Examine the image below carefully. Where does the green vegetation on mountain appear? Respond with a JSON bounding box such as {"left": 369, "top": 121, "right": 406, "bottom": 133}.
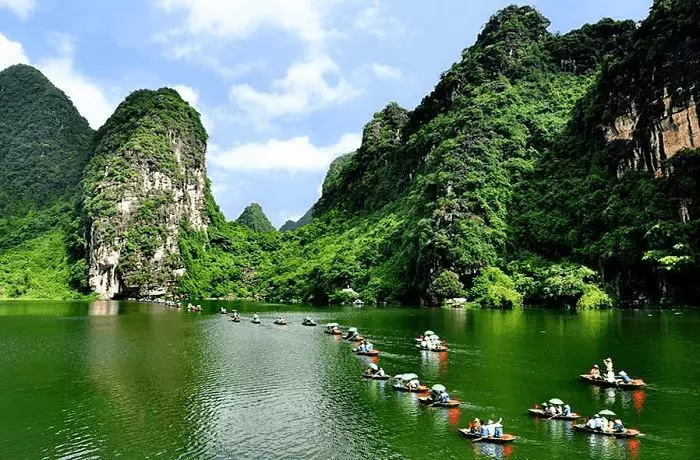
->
{"left": 0, "top": 1, "right": 697, "bottom": 307}
{"left": 0, "top": 65, "right": 94, "bottom": 299}
{"left": 253, "top": 6, "right": 641, "bottom": 307}
{"left": 84, "top": 88, "right": 209, "bottom": 298}
{"left": 235, "top": 203, "right": 275, "bottom": 232}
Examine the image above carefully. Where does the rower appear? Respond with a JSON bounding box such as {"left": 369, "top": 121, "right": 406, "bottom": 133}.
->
{"left": 439, "top": 391, "right": 450, "bottom": 403}
{"left": 407, "top": 377, "right": 420, "bottom": 391}
{"left": 617, "top": 370, "right": 632, "bottom": 383}
{"left": 589, "top": 364, "right": 601, "bottom": 379}
{"left": 604, "top": 357, "right": 614, "bottom": 372}
{"left": 345, "top": 328, "right": 360, "bottom": 340}
{"left": 613, "top": 419, "right": 626, "bottom": 433}
{"left": 470, "top": 418, "right": 482, "bottom": 434}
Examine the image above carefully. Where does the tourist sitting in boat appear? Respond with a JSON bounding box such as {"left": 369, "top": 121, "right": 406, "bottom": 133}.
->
{"left": 488, "top": 419, "right": 504, "bottom": 438}
{"left": 365, "top": 363, "right": 386, "bottom": 378}
{"left": 612, "top": 419, "right": 626, "bottom": 433}
{"left": 604, "top": 369, "right": 617, "bottom": 383}
{"left": 586, "top": 414, "right": 605, "bottom": 430}
{"left": 345, "top": 327, "right": 360, "bottom": 341}
{"left": 252, "top": 313, "right": 260, "bottom": 323}
{"left": 232, "top": 311, "right": 240, "bottom": 320}
{"left": 589, "top": 364, "right": 601, "bottom": 379}
{"left": 617, "top": 370, "right": 632, "bottom": 384}
{"left": 563, "top": 404, "right": 572, "bottom": 416}
{"left": 357, "top": 340, "right": 373, "bottom": 353}
{"left": 438, "top": 390, "right": 451, "bottom": 403}
{"left": 468, "top": 418, "right": 482, "bottom": 434}
{"left": 302, "top": 317, "right": 316, "bottom": 326}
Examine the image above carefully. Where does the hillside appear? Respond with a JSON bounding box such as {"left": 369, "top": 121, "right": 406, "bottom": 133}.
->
{"left": 0, "top": 65, "right": 94, "bottom": 299}
{"left": 514, "top": 0, "right": 700, "bottom": 305}
{"left": 260, "top": 6, "right": 641, "bottom": 307}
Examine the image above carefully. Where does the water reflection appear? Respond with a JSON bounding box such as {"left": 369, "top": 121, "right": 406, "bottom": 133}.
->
{"left": 87, "top": 301, "right": 120, "bottom": 316}
{"left": 472, "top": 442, "right": 514, "bottom": 459}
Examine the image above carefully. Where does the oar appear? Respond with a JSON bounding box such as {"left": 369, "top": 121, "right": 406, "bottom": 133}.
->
{"left": 471, "top": 437, "right": 486, "bottom": 443}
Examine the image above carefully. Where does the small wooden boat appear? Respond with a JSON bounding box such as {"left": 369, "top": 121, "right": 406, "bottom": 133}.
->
{"left": 459, "top": 429, "right": 516, "bottom": 444}
{"left": 416, "top": 344, "right": 448, "bottom": 352}
{"left": 252, "top": 319, "right": 261, "bottom": 324}
{"left": 302, "top": 321, "right": 316, "bottom": 326}
{"left": 324, "top": 323, "right": 342, "bottom": 334}
{"left": 231, "top": 317, "right": 241, "bottom": 323}
{"left": 393, "top": 384, "right": 429, "bottom": 393}
{"left": 573, "top": 425, "right": 641, "bottom": 438}
{"left": 346, "top": 336, "right": 365, "bottom": 343}
{"left": 528, "top": 408, "right": 579, "bottom": 420}
{"left": 418, "top": 397, "right": 460, "bottom": 407}
{"left": 363, "top": 373, "right": 391, "bottom": 380}
{"left": 325, "top": 329, "right": 342, "bottom": 335}
{"left": 273, "top": 320, "right": 288, "bottom": 325}
{"left": 579, "top": 374, "right": 646, "bottom": 389}
{"left": 354, "top": 350, "right": 380, "bottom": 356}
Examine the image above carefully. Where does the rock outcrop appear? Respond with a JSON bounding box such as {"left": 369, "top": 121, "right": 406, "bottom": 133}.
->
{"left": 84, "top": 89, "right": 208, "bottom": 299}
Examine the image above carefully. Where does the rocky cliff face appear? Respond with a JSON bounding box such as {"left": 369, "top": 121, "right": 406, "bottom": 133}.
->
{"left": 84, "top": 89, "right": 208, "bottom": 299}
{"left": 597, "top": 0, "right": 700, "bottom": 177}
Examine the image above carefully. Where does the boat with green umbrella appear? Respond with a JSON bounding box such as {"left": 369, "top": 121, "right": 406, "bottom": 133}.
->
{"left": 392, "top": 373, "right": 428, "bottom": 392}
{"left": 528, "top": 398, "right": 579, "bottom": 420}
{"left": 573, "top": 410, "right": 642, "bottom": 438}
{"left": 418, "top": 384, "right": 460, "bottom": 407}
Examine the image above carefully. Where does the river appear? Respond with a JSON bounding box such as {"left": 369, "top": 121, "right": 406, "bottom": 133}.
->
{"left": 0, "top": 301, "right": 697, "bottom": 459}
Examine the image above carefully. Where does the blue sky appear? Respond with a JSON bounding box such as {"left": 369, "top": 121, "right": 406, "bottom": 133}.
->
{"left": 0, "top": 0, "right": 652, "bottom": 227}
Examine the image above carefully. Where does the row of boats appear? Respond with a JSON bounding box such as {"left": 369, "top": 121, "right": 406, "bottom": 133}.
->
{"left": 226, "top": 312, "right": 648, "bottom": 443}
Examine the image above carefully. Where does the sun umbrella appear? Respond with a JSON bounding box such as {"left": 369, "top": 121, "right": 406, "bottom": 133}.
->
{"left": 431, "top": 384, "right": 447, "bottom": 393}
{"left": 325, "top": 322, "right": 339, "bottom": 327}
{"left": 424, "top": 330, "right": 435, "bottom": 336}
{"left": 348, "top": 327, "right": 358, "bottom": 332}
{"left": 549, "top": 398, "right": 565, "bottom": 405}
{"left": 598, "top": 409, "right": 616, "bottom": 417}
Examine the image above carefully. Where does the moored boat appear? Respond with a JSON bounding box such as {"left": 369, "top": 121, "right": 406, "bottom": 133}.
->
{"left": 572, "top": 424, "right": 641, "bottom": 438}
{"left": 459, "top": 429, "right": 516, "bottom": 444}
{"left": 579, "top": 374, "right": 646, "bottom": 389}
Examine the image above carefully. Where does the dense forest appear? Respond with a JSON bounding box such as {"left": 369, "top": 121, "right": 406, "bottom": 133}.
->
{"left": 0, "top": 1, "right": 697, "bottom": 307}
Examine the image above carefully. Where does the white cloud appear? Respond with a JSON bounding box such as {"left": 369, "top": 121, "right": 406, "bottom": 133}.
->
{"left": 229, "top": 53, "right": 362, "bottom": 126}
{"left": 38, "top": 52, "right": 117, "bottom": 130}
{"left": 370, "top": 63, "right": 402, "bottom": 80}
{"left": 156, "top": 0, "right": 332, "bottom": 44}
{"left": 354, "top": 0, "right": 404, "bottom": 39}
{"left": 172, "top": 84, "right": 199, "bottom": 106}
{"left": 0, "top": 0, "right": 36, "bottom": 19}
{"left": 209, "top": 132, "right": 361, "bottom": 173}
{"left": 0, "top": 32, "right": 29, "bottom": 70}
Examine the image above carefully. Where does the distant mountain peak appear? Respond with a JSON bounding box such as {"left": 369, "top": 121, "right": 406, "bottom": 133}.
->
{"left": 236, "top": 203, "right": 275, "bottom": 232}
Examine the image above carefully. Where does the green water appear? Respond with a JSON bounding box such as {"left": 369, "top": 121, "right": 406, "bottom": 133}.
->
{"left": 0, "top": 301, "right": 698, "bottom": 459}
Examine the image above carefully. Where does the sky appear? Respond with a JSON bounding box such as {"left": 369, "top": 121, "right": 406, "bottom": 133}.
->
{"left": 0, "top": 0, "right": 653, "bottom": 227}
